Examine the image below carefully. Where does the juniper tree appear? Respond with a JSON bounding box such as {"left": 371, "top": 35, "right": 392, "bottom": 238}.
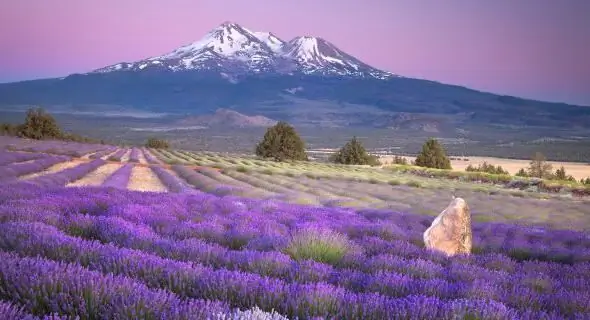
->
{"left": 330, "top": 136, "right": 380, "bottom": 166}
{"left": 255, "top": 121, "right": 308, "bottom": 162}
{"left": 17, "top": 107, "right": 62, "bottom": 140}
{"left": 414, "top": 138, "right": 452, "bottom": 169}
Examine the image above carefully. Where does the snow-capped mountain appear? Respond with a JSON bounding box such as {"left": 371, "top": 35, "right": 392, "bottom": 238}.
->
{"left": 92, "top": 22, "right": 395, "bottom": 79}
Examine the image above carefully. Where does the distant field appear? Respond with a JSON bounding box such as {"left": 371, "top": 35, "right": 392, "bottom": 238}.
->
{"left": 2, "top": 136, "right": 589, "bottom": 231}
{"left": 380, "top": 155, "right": 590, "bottom": 181}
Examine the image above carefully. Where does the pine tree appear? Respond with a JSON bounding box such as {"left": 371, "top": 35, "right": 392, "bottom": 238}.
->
{"left": 255, "top": 121, "right": 308, "bottom": 162}
{"left": 414, "top": 138, "right": 452, "bottom": 169}
{"left": 331, "top": 136, "right": 380, "bottom": 165}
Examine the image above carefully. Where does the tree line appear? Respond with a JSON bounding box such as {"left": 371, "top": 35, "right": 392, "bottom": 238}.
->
{"left": 1, "top": 107, "right": 99, "bottom": 143}
{"left": 252, "top": 121, "right": 589, "bottom": 184}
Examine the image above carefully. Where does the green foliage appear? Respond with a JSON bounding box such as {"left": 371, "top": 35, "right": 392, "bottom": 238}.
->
{"left": 527, "top": 152, "right": 553, "bottom": 178}
{"left": 236, "top": 166, "right": 249, "bottom": 173}
{"left": 0, "top": 123, "right": 18, "bottom": 136}
{"left": 552, "top": 166, "right": 576, "bottom": 182}
{"left": 391, "top": 155, "right": 408, "bottom": 165}
{"left": 465, "top": 161, "right": 509, "bottom": 175}
{"left": 17, "top": 107, "right": 62, "bottom": 140}
{"left": 581, "top": 177, "right": 590, "bottom": 185}
{"left": 414, "top": 138, "right": 452, "bottom": 169}
{"left": 330, "top": 136, "right": 380, "bottom": 166}
{"left": 145, "top": 137, "right": 169, "bottom": 149}
{"left": 515, "top": 168, "right": 528, "bottom": 177}
{"left": 284, "top": 227, "right": 352, "bottom": 265}
{"left": 255, "top": 121, "right": 308, "bottom": 162}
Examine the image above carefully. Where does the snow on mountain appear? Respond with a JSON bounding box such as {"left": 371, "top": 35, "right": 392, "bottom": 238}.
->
{"left": 92, "top": 22, "right": 395, "bottom": 79}
{"left": 252, "top": 31, "right": 285, "bottom": 53}
{"left": 281, "top": 36, "right": 391, "bottom": 79}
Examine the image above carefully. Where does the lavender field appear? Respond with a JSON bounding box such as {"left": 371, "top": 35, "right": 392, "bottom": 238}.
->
{"left": 1, "top": 137, "right": 590, "bottom": 319}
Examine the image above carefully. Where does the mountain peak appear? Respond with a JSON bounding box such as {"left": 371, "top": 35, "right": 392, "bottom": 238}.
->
{"left": 92, "top": 22, "right": 395, "bottom": 79}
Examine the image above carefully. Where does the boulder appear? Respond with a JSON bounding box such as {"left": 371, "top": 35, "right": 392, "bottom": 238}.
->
{"left": 423, "top": 197, "right": 472, "bottom": 256}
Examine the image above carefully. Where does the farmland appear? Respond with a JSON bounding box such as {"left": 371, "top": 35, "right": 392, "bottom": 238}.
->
{"left": 0, "top": 135, "right": 589, "bottom": 319}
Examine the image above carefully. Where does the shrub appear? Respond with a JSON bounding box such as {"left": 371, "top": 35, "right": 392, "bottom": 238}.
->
{"left": 17, "top": 107, "right": 63, "bottom": 140}
{"left": 284, "top": 226, "right": 352, "bottom": 265}
{"left": 255, "top": 121, "right": 308, "bottom": 162}
{"left": 582, "top": 178, "right": 590, "bottom": 185}
{"left": 391, "top": 155, "right": 408, "bottom": 165}
{"left": 406, "top": 181, "right": 423, "bottom": 188}
{"left": 515, "top": 168, "right": 528, "bottom": 177}
{"left": 526, "top": 152, "right": 552, "bottom": 179}
{"left": 330, "top": 136, "right": 380, "bottom": 166}
{"left": 0, "top": 123, "right": 18, "bottom": 136}
{"left": 465, "top": 161, "right": 509, "bottom": 175}
{"left": 552, "top": 166, "right": 576, "bottom": 182}
{"left": 388, "top": 179, "right": 401, "bottom": 186}
{"left": 236, "top": 166, "right": 249, "bottom": 173}
{"left": 145, "top": 137, "right": 170, "bottom": 149}
{"left": 414, "top": 138, "right": 452, "bottom": 169}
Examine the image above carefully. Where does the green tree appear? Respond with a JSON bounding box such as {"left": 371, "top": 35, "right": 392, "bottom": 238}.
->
{"left": 515, "top": 168, "right": 528, "bottom": 177}
{"left": 145, "top": 137, "right": 170, "bottom": 149}
{"left": 527, "top": 152, "right": 553, "bottom": 179}
{"left": 553, "top": 165, "right": 576, "bottom": 181}
{"left": 17, "top": 107, "right": 62, "bottom": 140}
{"left": 0, "top": 123, "right": 18, "bottom": 136}
{"left": 465, "top": 161, "right": 509, "bottom": 175}
{"left": 414, "top": 138, "right": 452, "bottom": 169}
{"left": 255, "top": 121, "right": 308, "bottom": 162}
{"left": 330, "top": 136, "right": 380, "bottom": 166}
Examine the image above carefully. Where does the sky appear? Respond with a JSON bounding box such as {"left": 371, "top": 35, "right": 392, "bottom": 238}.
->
{"left": 0, "top": 0, "right": 589, "bottom": 106}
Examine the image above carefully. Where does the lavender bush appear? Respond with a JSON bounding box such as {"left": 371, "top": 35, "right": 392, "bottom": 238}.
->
{"left": 129, "top": 148, "right": 141, "bottom": 163}
{"left": 107, "top": 149, "right": 127, "bottom": 161}
{"left": 101, "top": 163, "right": 133, "bottom": 189}
{"left": 0, "top": 155, "right": 70, "bottom": 182}
{"left": 142, "top": 148, "right": 162, "bottom": 164}
{"left": 0, "top": 150, "right": 45, "bottom": 166}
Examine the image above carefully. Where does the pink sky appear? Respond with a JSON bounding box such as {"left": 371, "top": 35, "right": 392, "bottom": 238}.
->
{"left": 1, "top": 0, "right": 589, "bottom": 105}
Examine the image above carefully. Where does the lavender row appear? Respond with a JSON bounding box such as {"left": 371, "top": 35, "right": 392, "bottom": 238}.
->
{"left": 0, "top": 155, "right": 70, "bottom": 182}
{"left": 172, "top": 165, "right": 252, "bottom": 197}
{"left": 107, "top": 148, "right": 127, "bottom": 161}
{"left": 4, "top": 205, "right": 588, "bottom": 319}
{"left": 101, "top": 163, "right": 133, "bottom": 189}
{"left": 5, "top": 139, "right": 110, "bottom": 157}
{"left": 0, "top": 150, "right": 44, "bottom": 166}
{"left": 150, "top": 165, "right": 195, "bottom": 193}
{"left": 2, "top": 181, "right": 588, "bottom": 266}
{"left": 0, "top": 222, "right": 541, "bottom": 320}
{"left": 0, "top": 250, "right": 230, "bottom": 319}
{"left": 20, "top": 159, "right": 107, "bottom": 188}
{"left": 88, "top": 147, "right": 116, "bottom": 159}
{"left": 128, "top": 148, "right": 141, "bottom": 163}
{"left": 142, "top": 148, "right": 162, "bottom": 164}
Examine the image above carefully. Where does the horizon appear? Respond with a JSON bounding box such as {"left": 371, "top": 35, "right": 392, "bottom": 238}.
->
{"left": 1, "top": 0, "right": 589, "bottom": 106}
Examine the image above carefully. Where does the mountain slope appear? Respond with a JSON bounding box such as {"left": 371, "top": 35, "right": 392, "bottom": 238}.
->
{"left": 92, "top": 22, "right": 394, "bottom": 79}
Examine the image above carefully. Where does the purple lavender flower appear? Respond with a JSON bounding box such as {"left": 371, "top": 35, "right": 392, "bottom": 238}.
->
{"left": 101, "top": 163, "right": 133, "bottom": 189}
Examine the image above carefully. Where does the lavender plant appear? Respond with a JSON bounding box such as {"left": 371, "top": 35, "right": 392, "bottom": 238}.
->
{"left": 101, "top": 163, "right": 133, "bottom": 189}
